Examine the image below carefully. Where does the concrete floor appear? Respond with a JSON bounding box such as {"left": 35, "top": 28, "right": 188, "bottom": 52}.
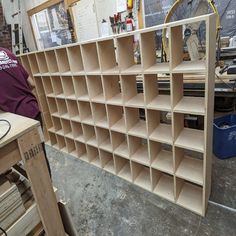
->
{"left": 46, "top": 145, "right": 236, "bottom": 236}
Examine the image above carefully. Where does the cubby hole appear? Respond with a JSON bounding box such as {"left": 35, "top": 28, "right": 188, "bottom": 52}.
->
{"left": 117, "top": 34, "right": 142, "bottom": 74}
{"left": 176, "top": 177, "right": 203, "bottom": 215}
{"left": 71, "top": 121, "right": 84, "bottom": 142}
{"left": 20, "top": 55, "right": 32, "bottom": 76}
{"left": 96, "top": 127, "right": 112, "bottom": 152}
{"left": 114, "top": 155, "right": 132, "bottom": 182}
{"left": 35, "top": 52, "right": 48, "bottom": 74}
{"left": 56, "top": 99, "right": 69, "bottom": 119}
{"left": 172, "top": 73, "right": 205, "bottom": 115}
{"left": 91, "top": 103, "right": 108, "bottom": 128}
{"left": 151, "top": 169, "right": 174, "bottom": 202}
{"left": 147, "top": 109, "right": 172, "bottom": 144}
{"left": 67, "top": 45, "right": 84, "bottom": 73}
{"left": 97, "top": 39, "right": 118, "bottom": 73}
{"left": 129, "top": 136, "right": 149, "bottom": 166}
{"left": 132, "top": 162, "right": 151, "bottom": 191}
{"left": 103, "top": 75, "right": 122, "bottom": 105}
{"left": 175, "top": 147, "right": 203, "bottom": 186}
{"left": 43, "top": 112, "right": 53, "bottom": 130}
{"left": 111, "top": 131, "right": 129, "bottom": 159}
{"left": 81, "top": 42, "right": 100, "bottom": 74}
{"left": 42, "top": 76, "right": 53, "bottom": 96}
{"left": 34, "top": 77, "right": 45, "bottom": 96}
{"left": 87, "top": 75, "right": 104, "bottom": 103}
{"left": 48, "top": 131, "right": 57, "bottom": 146}
{"left": 55, "top": 48, "right": 70, "bottom": 74}
{"left": 140, "top": 29, "right": 170, "bottom": 73}
{"left": 65, "top": 137, "right": 76, "bottom": 155}
{"left": 82, "top": 124, "right": 97, "bottom": 147}
{"left": 78, "top": 102, "right": 93, "bottom": 125}
{"left": 73, "top": 76, "right": 89, "bottom": 101}
{"left": 45, "top": 49, "right": 59, "bottom": 73}
{"left": 27, "top": 53, "right": 39, "bottom": 75}
{"left": 47, "top": 97, "right": 58, "bottom": 116}
{"left": 56, "top": 134, "right": 66, "bottom": 151}
{"left": 170, "top": 24, "right": 206, "bottom": 73}
{"left": 144, "top": 74, "right": 171, "bottom": 111}
{"left": 173, "top": 112, "right": 204, "bottom": 153}
{"left": 66, "top": 100, "right": 80, "bottom": 121}
{"left": 121, "top": 75, "right": 144, "bottom": 108}
{"left": 61, "top": 76, "right": 76, "bottom": 99}
{"left": 125, "top": 107, "right": 147, "bottom": 138}
{"left": 150, "top": 141, "right": 173, "bottom": 174}
{"left": 75, "top": 141, "right": 87, "bottom": 159}
{"left": 87, "top": 145, "right": 100, "bottom": 167}
{"left": 38, "top": 95, "right": 49, "bottom": 113}
{"left": 100, "top": 150, "right": 115, "bottom": 174}
{"left": 51, "top": 76, "right": 63, "bottom": 97}
{"left": 52, "top": 117, "right": 63, "bottom": 135}
{"left": 61, "top": 118, "right": 73, "bottom": 138}
{"left": 107, "top": 105, "right": 126, "bottom": 133}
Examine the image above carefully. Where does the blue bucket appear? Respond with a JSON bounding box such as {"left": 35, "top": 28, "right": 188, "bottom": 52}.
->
{"left": 213, "top": 114, "right": 236, "bottom": 159}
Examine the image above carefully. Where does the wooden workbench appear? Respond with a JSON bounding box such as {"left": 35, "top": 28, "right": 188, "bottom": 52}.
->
{"left": 0, "top": 112, "right": 66, "bottom": 236}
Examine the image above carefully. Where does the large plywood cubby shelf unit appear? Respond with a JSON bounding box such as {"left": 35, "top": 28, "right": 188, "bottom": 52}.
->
{"left": 18, "top": 14, "right": 216, "bottom": 216}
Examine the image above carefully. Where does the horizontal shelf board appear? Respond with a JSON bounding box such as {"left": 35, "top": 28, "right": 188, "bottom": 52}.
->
{"left": 176, "top": 156, "right": 203, "bottom": 186}
{"left": 70, "top": 150, "right": 78, "bottom": 157}
{"left": 111, "top": 118, "right": 126, "bottom": 133}
{"left": 77, "top": 95, "right": 90, "bottom": 101}
{"left": 41, "top": 72, "right": 51, "bottom": 76}
{"left": 71, "top": 115, "right": 81, "bottom": 122}
{"left": 61, "top": 147, "right": 68, "bottom": 153}
{"left": 48, "top": 127, "right": 56, "bottom": 133}
{"left": 102, "top": 66, "right": 119, "bottom": 75}
{"left": 61, "top": 113, "right": 70, "bottom": 120}
{"left": 33, "top": 73, "right": 41, "bottom": 77}
{"left": 47, "top": 93, "right": 55, "bottom": 98}
{"left": 118, "top": 163, "right": 132, "bottom": 182}
{"left": 86, "top": 136, "right": 97, "bottom": 147}
{"left": 151, "top": 150, "right": 173, "bottom": 174}
{"left": 51, "top": 112, "right": 60, "bottom": 118}
{"left": 50, "top": 72, "right": 61, "bottom": 76}
{"left": 75, "top": 136, "right": 86, "bottom": 143}
{"left": 91, "top": 93, "right": 105, "bottom": 103}
{"left": 61, "top": 71, "right": 72, "bottom": 76}
{"left": 72, "top": 71, "right": 85, "bottom": 76}
{"left": 153, "top": 174, "right": 174, "bottom": 202}
{"left": 85, "top": 69, "right": 101, "bottom": 75}
{"left": 56, "top": 129, "right": 64, "bottom": 136}
{"left": 107, "top": 94, "right": 123, "bottom": 106}
{"left": 177, "top": 182, "right": 202, "bottom": 215}
{"left": 147, "top": 95, "right": 171, "bottom": 111}
{"left": 95, "top": 117, "right": 109, "bottom": 128}
{"left": 90, "top": 157, "right": 101, "bottom": 167}
{"left": 174, "top": 97, "right": 205, "bottom": 115}
{"left": 149, "top": 124, "right": 172, "bottom": 144}
{"left": 114, "top": 141, "right": 129, "bottom": 158}
{"left": 56, "top": 94, "right": 65, "bottom": 99}
{"left": 67, "top": 95, "right": 77, "bottom": 100}
{"left": 121, "top": 64, "right": 142, "bottom": 74}
{"left": 175, "top": 128, "right": 204, "bottom": 153}
{"left": 134, "top": 168, "right": 151, "bottom": 191}
{"left": 131, "top": 146, "right": 150, "bottom": 166}
{"left": 128, "top": 120, "right": 147, "bottom": 138}
{"left": 144, "top": 62, "right": 170, "bottom": 74}
{"left": 99, "top": 139, "right": 113, "bottom": 152}
{"left": 125, "top": 94, "right": 145, "bottom": 108}
{"left": 81, "top": 116, "right": 94, "bottom": 125}
{"left": 65, "top": 132, "right": 74, "bottom": 139}
{"left": 103, "top": 159, "right": 115, "bottom": 174}
{"left": 172, "top": 60, "right": 206, "bottom": 74}
{"left": 80, "top": 153, "right": 89, "bottom": 162}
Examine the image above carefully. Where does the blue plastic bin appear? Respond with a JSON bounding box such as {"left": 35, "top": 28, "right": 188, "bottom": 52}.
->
{"left": 213, "top": 114, "right": 236, "bottom": 159}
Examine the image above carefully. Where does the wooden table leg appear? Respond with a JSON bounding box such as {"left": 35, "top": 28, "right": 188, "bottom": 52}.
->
{"left": 17, "top": 127, "right": 65, "bottom": 236}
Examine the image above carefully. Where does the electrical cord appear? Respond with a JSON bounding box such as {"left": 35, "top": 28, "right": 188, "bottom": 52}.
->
{"left": 0, "top": 119, "right": 11, "bottom": 141}
{"left": 0, "top": 226, "right": 7, "bottom": 236}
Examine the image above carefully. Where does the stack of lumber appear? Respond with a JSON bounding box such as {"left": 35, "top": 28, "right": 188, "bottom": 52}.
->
{"left": 0, "top": 178, "right": 26, "bottom": 231}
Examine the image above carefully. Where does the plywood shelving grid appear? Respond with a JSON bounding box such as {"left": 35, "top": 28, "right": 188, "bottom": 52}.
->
{"left": 18, "top": 14, "right": 216, "bottom": 216}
